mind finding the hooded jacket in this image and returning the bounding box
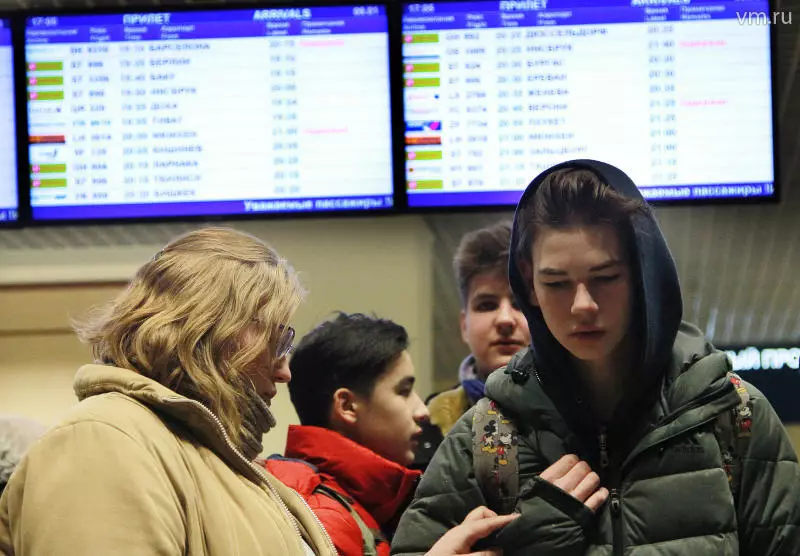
[265,425,421,556]
[0,364,337,556]
[392,160,800,555]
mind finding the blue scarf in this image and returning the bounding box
[462,378,486,406]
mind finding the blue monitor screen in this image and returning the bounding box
[25,6,395,221]
[0,18,18,223]
[401,0,778,208]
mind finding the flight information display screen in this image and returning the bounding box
[0,18,18,223]
[402,0,777,208]
[25,6,395,221]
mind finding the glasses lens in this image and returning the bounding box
[276,326,295,358]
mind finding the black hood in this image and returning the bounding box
[508,159,683,424]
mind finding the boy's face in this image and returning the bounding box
[461,270,531,380]
[529,224,632,370]
[349,350,429,466]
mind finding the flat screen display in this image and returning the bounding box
[25,6,395,221]
[401,0,778,208]
[0,18,18,223]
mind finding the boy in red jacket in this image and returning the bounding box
[263,312,428,556]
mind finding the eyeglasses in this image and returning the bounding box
[276,325,295,360]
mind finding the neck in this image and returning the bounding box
[573,339,633,423]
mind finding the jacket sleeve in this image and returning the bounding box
[0,420,185,555]
[391,409,592,556]
[737,382,800,556]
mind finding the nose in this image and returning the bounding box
[273,357,292,384]
[412,392,430,423]
[495,299,517,332]
[571,283,599,316]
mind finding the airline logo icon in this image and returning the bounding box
[405,120,442,133]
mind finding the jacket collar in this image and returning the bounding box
[284,425,421,526]
[74,364,264,484]
[458,355,478,382]
[485,324,738,455]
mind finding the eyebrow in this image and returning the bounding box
[537,260,622,276]
[470,292,500,302]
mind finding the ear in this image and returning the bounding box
[330,388,360,427]
[460,309,469,344]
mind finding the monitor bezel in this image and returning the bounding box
[0,13,23,228]
[397,0,783,214]
[16,0,406,227]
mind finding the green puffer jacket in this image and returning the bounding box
[392,332,800,555]
[393,160,800,556]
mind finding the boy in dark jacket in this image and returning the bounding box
[392,160,800,555]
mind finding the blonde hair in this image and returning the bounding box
[74,227,305,446]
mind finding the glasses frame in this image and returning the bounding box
[275,325,295,360]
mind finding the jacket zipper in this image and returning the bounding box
[598,427,622,556]
[620,379,736,472]
[610,488,623,556]
[598,427,610,469]
[170,397,337,555]
[655,379,731,429]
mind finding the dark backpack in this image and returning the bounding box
[472,371,753,515]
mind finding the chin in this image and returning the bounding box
[565,343,613,364]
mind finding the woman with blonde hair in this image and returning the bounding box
[0,227,514,556]
[0,227,333,555]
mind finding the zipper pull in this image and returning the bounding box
[598,428,609,469]
[610,489,621,515]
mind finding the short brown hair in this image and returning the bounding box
[74,227,305,447]
[514,168,649,267]
[453,221,512,306]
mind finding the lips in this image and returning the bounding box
[571,328,605,340]
[491,339,526,348]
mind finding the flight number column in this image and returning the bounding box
[440,30,467,190]
[64,43,122,204]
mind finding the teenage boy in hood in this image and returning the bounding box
[392,160,800,555]
[427,221,531,437]
[264,313,518,556]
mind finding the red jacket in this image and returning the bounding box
[263,425,421,556]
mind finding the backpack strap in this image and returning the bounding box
[472,397,520,515]
[714,371,753,502]
[314,483,382,556]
